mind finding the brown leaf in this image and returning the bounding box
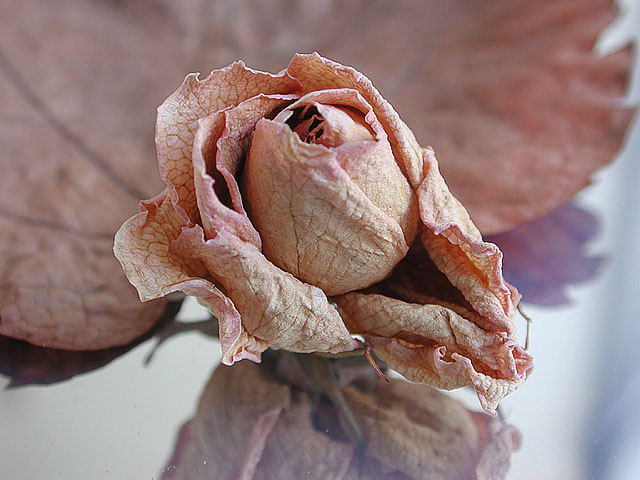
[0,1,180,348]
[162,353,521,480]
[2,0,628,348]
[0,299,184,387]
[145,0,630,234]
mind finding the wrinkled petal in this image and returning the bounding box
[417,148,517,332]
[192,93,298,246]
[244,116,410,295]
[163,354,521,479]
[287,53,426,190]
[273,88,420,243]
[162,359,291,480]
[344,379,503,479]
[335,291,531,414]
[113,193,269,364]
[155,63,300,223]
[171,226,359,354]
[253,392,355,480]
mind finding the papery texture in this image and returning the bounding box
[0,46,166,348]
[0,299,184,387]
[162,355,521,480]
[185,0,630,233]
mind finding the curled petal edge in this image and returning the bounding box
[114,192,269,365]
[418,148,519,333]
[366,335,527,415]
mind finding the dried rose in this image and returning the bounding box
[114,53,532,413]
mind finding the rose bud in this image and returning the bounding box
[244,89,420,295]
[114,53,532,413]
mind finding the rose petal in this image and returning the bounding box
[192,93,298,246]
[162,359,291,480]
[417,148,518,332]
[155,63,300,223]
[171,226,359,355]
[273,88,420,244]
[335,291,531,414]
[253,392,356,480]
[113,192,269,364]
[344,380,480,479]
[287,53,426,190]
[244,117,410,295]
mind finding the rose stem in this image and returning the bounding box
[301,355,364,442]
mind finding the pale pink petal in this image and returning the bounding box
[253,392,356,480]
[162,360,291,480]
[191,93,298,246]
[272,88,420,244]
[243,117,410,295]
[155,63,300,223]
[164,354,520,479]
[335,291,531,414]
[171,226,359,354]
[417,148,518,332]
[286,53,426,190]
[113,192,268,364]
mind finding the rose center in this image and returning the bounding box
[244,95,419,296]
[284,103,375,148]
[286,105,325,143]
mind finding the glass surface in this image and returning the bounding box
[1,2,639,479]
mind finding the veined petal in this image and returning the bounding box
[243,118,410,295]
[417,148,518,332]
[113,192,268,364]
[287,53,426,190]
[334,291,531,414]
[171,226,360,355]
[155,63,300,223]
[192,93,298,246]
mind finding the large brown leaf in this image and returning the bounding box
[156,0,630,234]
[0,0,629,349]
[0,0,178,348]
[0,299,189,387]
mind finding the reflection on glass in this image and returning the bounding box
[162,351,520,480]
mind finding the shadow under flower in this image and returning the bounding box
[486,202,605,306]
[0,298,185,388]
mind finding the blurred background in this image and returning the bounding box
[1,1,639,479]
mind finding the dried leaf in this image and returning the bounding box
[152,0,631,234]
[162,353,520,480]
[1,0,627,350]
[0,299,183,387]
[0,1,176,348]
